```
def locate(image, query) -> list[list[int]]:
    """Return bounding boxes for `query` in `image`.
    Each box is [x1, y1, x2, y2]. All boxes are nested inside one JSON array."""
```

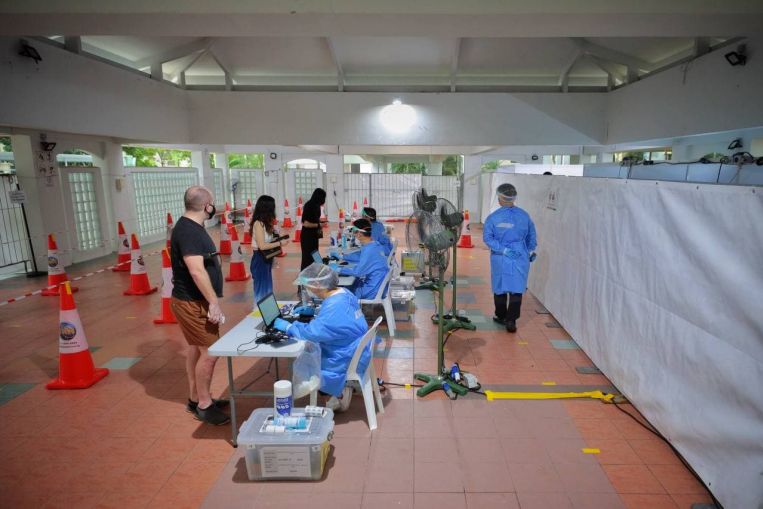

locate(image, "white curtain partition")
[[482, 173, 763, 509]]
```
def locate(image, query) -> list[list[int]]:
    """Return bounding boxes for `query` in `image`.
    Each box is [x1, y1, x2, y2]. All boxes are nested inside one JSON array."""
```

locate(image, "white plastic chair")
[[346, 316, 385, 430], [386, 238, 398, 267], [359, 267, 396, 337]]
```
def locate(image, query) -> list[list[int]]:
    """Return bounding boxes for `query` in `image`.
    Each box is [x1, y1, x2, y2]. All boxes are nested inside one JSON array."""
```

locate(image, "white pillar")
[[324, 154, 343, 220], [102, 141, 134, 251], [264, 151, 283, 215]]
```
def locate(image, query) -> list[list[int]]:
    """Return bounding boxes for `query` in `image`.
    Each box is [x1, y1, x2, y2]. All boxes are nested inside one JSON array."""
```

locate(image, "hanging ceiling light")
[[380, 99, 417, 134]]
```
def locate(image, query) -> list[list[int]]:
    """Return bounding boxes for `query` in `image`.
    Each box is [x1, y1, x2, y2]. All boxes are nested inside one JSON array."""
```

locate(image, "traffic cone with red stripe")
[[124, 234, 158, 295], [41, 234, 78, 296], [47, 281, 109, 390], [320, 205, 328, 228], [112, 222, 131, 272], [282, 199, 293, 228], [225, 229, 250, 281], [153, 249, 177, 324], [457, 209, 474, 248], [243, 200, 253, 245], [351, 201, 359, 221], [166, 213, 174, 249], [224, 202, 233, 224], [363, 197, 368, 208], [294, 204, 302, 242], [336, 208, 345, 244], [219, 213, 232, 255]]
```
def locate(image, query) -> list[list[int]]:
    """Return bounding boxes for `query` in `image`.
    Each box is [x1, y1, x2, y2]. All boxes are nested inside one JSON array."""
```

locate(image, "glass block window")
[[212, 169, 225, 205], [294, 170, 318, 204], [67, 171, 102, 251], [235, 169, 260, 208], [132, 170, 197, 237]]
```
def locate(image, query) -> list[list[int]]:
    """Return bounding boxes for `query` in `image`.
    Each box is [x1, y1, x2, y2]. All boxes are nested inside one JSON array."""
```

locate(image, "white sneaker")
[[338, 385, 353, 412], [326, 396, 340, 411]]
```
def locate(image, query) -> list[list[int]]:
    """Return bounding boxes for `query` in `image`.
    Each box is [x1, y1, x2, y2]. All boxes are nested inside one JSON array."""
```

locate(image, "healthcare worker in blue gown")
[[335, 219, 389, 299], [363, 207, 394, 256], [273, 263, 370, 412], [483, 183, 537, 333]]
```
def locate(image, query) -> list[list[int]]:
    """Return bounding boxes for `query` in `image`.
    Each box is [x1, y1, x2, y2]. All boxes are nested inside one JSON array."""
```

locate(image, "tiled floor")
[[0, 222, 715, 508]]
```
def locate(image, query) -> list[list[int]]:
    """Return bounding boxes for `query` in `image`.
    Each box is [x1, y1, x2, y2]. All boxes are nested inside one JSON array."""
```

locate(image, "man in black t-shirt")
[[170, 186, 230, 426]]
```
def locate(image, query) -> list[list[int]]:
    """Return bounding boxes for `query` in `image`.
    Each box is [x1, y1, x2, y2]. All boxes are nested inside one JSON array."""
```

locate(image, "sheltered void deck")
[[1, 2, 763, 508]]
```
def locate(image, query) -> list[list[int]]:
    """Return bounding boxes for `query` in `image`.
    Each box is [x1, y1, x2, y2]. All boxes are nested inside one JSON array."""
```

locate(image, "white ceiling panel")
[[332, 37, 455, 74], [588, 37, 695, 63], [210, 37, 336, 75], [459, 38, 580, 75]]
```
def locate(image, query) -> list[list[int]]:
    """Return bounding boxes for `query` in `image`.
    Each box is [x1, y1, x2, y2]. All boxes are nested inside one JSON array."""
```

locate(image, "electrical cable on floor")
[[609, 399, 723, 509]]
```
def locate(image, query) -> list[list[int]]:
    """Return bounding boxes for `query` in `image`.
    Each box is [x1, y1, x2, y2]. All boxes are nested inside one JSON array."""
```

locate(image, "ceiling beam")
[[450, 38, 461, 92], [571, 37, 652, 73], [584, 54, 626, 85], [693, 37, 711, 57], [325, 37, 344, 92], [64, 36, 81, 54], [169, 48, 209, 85], [134, 37, 213, 68], [558, 49, 583, 92], [208, 49, 233, 90]]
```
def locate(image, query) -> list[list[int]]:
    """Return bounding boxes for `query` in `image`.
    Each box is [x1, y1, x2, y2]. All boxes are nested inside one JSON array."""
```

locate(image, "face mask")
[[205, 204, 216, 220]]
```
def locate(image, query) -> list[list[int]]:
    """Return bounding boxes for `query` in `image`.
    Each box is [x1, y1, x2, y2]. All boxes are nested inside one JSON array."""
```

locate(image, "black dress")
[[300, 200, 322, 270]]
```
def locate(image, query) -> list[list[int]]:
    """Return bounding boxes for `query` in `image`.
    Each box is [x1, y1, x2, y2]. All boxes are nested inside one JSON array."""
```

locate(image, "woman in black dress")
[[300, 188, 327, 270]]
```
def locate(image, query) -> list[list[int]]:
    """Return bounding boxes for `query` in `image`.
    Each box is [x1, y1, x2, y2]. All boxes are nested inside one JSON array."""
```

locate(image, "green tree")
[[122, 146, 192, 167], [0, 136, 11, 152], [391, 162, 426, 174], [442, 156, 459, 176], [228, 153, 264, 169]]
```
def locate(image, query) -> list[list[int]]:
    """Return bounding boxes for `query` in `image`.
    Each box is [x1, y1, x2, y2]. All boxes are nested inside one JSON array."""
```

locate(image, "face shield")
[[294, 262, 339, 291]]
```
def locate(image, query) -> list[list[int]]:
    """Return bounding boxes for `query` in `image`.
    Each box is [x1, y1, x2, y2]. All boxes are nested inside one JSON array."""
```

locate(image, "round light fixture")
[[380, 100, 417, 134]]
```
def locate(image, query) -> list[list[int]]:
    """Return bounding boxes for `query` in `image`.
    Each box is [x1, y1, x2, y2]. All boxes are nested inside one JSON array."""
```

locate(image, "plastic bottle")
[[274, 415, 308, 429], [274, 380, 292, 417]]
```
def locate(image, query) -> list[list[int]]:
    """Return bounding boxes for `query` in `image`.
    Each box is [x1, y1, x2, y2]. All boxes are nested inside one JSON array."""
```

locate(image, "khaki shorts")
[[171, 297, 220, 347]]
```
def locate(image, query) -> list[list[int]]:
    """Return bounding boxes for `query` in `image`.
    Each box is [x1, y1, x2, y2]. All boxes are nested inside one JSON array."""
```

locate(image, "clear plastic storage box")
[[237, 407, 335, 481]]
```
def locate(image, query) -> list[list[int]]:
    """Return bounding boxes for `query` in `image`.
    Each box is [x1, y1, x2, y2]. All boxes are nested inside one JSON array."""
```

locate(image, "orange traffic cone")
[[41, 234, 78, 296], [351, 201, 359, 221], [219, 213, 232, 255], [166, 212, 174, 249], [320, 205, 328, 228], [153, 249, 177, 324], [282, 199, 293, 228], [363, 197, 368, 208], [225, 229, 251, 281], [242, 205, 253, 245], [124, 234, 158, 296], [457, 209, 474, 248], [47, 282, 109, 390], [112, 222, 131, 272], [294, 204, 302, 242]]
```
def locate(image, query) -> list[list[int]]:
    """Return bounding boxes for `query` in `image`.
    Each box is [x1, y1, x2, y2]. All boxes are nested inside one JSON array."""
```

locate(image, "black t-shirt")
[[170, 216, 223, 301], [302, 200, 321, 226]]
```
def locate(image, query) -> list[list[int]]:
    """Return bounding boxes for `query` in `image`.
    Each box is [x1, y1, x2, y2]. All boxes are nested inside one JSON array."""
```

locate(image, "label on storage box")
[[259, 446, 311, 478]]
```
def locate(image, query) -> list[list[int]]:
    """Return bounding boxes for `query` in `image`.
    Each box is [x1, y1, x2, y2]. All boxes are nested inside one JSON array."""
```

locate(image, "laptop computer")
[[255, 293, 313, 332]]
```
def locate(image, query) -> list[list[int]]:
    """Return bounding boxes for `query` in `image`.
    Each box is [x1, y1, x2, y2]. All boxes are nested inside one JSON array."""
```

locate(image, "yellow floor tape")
[[484, 390, 616, 402]]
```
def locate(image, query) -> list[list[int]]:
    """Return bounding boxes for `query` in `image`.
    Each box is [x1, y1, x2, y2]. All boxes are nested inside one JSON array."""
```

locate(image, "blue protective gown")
[[483, 205, 537, 295], [370, 221, 393, 256], [339, 240, 389, 299], [286, 288, 371, 396]]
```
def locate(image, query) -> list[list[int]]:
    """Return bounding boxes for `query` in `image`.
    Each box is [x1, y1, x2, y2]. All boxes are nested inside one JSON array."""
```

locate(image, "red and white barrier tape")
[[0, 248, 162, 308]]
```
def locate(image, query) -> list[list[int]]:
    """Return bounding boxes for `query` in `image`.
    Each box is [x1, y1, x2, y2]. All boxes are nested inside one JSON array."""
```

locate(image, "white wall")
[[606, 37, 763, 144], [187, 91, 606, 146], [0, 37, 189, 143]]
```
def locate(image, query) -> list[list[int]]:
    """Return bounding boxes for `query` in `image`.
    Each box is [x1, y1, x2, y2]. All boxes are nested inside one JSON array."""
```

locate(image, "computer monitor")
[[256, 293, 281, 329], [311, 250, 324, 265]]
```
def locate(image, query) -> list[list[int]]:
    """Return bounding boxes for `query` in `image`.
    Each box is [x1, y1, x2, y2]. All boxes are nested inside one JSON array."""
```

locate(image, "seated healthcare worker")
[[334, 219, 389, 300], [362, 207, 393, 256], [274, 263, 370, 412]]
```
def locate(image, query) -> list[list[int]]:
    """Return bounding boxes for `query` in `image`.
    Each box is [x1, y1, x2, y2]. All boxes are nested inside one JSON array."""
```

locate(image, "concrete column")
[[10, 134, 48, 268], [264, 152, 283, 217], [102, 141, 133, 251], [324, 154, 343, 220], [191, 149, 214, 192]]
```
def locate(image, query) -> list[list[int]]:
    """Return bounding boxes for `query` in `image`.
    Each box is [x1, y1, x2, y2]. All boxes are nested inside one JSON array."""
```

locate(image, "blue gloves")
[[502, 248, 521, 259], [329, 248, 340, 259], [273, 318, 291, 333], [293, 305, 315, 317]]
